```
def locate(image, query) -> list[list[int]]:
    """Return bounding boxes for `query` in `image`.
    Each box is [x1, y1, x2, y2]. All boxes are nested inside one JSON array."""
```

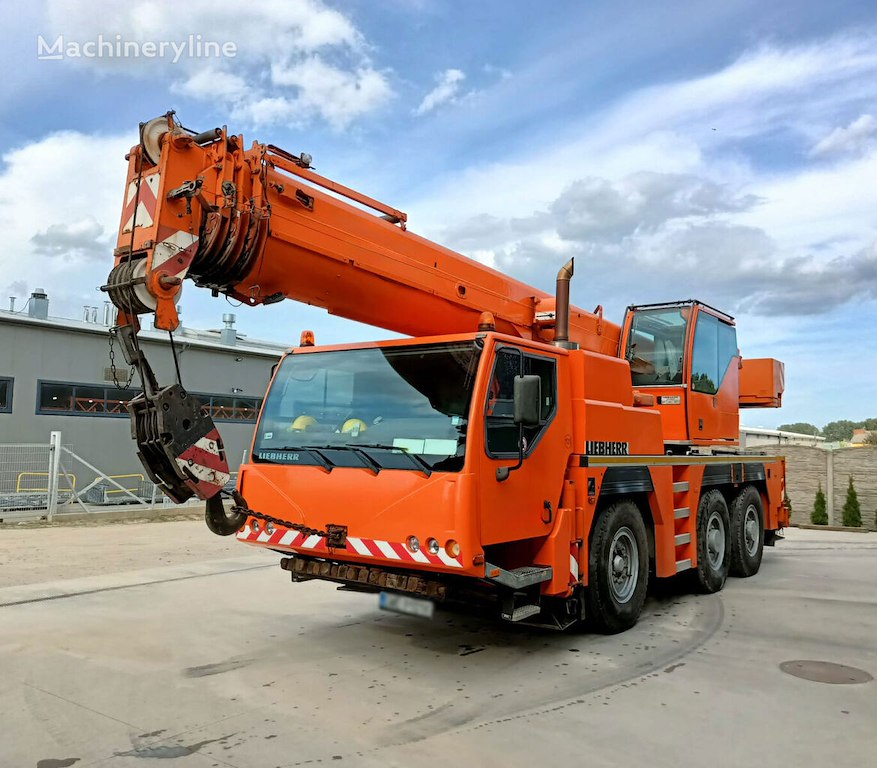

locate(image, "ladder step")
[[503, 604, 541, 622], [675, 533, 691, 546], [674, 506, 690, 520], [673, 481, 689, 493], [676, 558, 692, 573]]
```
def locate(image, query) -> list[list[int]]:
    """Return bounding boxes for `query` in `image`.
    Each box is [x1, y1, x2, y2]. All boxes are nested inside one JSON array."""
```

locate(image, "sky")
[[0, 0, 875, 429]]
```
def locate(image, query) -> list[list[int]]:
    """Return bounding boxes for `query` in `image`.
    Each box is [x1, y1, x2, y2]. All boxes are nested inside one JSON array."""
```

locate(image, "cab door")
[[477, 342, 569, 545], [686, 307, 740, 443]]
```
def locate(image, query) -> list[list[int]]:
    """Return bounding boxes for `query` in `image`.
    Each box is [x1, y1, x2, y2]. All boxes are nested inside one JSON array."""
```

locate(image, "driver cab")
[[621, 301, 741, 447]]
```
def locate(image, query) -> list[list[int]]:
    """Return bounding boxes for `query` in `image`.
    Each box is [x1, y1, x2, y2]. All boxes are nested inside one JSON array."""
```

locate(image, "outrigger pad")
[[127, 383, 230, 503]]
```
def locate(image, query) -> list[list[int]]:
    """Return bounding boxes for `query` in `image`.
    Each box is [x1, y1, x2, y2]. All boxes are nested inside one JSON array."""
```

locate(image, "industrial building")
[[0, 291, 286, 487]]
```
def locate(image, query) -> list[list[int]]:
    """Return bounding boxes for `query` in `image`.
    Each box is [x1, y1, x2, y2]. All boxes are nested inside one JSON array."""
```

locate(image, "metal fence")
[[0, 431, 234, 522]]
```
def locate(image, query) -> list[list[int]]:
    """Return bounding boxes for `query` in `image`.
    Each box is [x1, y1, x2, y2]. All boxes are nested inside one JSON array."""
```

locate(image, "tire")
[[729, 486, 764, 577], [692, 490, 730, 594], [586, 499, 649, 634]]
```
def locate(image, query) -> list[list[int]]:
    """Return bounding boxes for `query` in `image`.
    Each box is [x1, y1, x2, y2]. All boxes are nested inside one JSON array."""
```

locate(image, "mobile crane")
[[104, 112, 788, 631]]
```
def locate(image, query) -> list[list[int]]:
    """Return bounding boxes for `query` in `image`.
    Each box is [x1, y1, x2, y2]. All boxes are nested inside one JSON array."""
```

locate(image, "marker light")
[[406, 535, 421, 553], [445, 539, 461, 558], [426, 538, 440, 555]]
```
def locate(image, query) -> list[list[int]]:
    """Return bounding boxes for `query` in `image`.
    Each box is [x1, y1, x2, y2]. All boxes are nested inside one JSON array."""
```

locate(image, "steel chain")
[[108, 329, 135, 389], [234, 504, 332, 540]]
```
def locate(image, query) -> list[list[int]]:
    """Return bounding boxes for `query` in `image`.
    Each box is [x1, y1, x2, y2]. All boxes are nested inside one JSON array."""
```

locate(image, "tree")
[[778, 422, 821, 436], [811, 483, 828, 525], [822, 420, 857, 442], [841, 475, 862, 527]]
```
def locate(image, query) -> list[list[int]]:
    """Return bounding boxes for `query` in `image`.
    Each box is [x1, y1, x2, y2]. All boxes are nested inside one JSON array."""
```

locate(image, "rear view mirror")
[[514, 374, 541, 427]]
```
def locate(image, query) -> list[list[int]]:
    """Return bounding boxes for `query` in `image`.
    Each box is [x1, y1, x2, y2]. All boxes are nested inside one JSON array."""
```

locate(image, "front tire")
[[729, 486, 764, 577], [586, 499, 649, 634], [692, 490, 730, 593]]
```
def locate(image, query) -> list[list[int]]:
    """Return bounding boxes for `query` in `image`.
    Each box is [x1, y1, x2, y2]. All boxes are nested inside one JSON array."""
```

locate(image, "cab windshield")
[[253, 342, 481, 472], [625, 307, 690, 387]]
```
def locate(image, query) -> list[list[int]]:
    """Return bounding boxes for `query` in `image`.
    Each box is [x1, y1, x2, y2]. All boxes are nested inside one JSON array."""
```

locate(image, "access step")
[[675, 533, 691, 546], [503, 604, 542, 622], [676, 558, 692, 572], [674, 506, 690, 519], [673, 481, 690, 493], [484, 563, 553, 589]]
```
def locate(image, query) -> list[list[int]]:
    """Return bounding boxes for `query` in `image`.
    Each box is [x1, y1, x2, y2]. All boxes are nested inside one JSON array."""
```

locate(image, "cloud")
[[43, 0, 392, 130], [809, 114, 876, 158], [0, 130, 133, 313], [550, 172, 760, 242], [414, 69, 467, 115], [31, 217, 105, 259]]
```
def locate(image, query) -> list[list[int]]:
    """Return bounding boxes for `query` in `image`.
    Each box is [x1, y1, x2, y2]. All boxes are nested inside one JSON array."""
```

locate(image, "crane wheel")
[[691, 490, 731, 593], [204, 495, 248, 536], [585, 499, 649, 634], [729, 486, 764, 577]]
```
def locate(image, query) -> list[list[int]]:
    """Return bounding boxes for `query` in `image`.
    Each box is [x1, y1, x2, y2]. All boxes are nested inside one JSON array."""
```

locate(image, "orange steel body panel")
[[740, 358, 785, 408]]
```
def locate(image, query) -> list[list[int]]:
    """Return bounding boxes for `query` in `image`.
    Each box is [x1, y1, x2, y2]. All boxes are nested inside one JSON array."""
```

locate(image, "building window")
[[36, 381, 261, 422], [0, 377, 12, 413], [200, 394, 263, 422]]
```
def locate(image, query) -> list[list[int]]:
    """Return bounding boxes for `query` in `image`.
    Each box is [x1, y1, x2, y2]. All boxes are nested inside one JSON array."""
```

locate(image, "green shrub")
[[841, 475, 862, 527], [811, 483, 828, 525]]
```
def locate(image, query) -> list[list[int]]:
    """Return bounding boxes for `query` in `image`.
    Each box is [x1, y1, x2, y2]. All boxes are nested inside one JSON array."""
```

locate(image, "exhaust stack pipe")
[[553, 258, 576, 349]]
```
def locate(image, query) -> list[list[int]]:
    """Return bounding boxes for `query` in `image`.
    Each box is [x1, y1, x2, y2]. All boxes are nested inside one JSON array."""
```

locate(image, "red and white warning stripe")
[[176, 429, 230, 498], [569, 543, 580, 585], [121, 172, 161, 232], [237, 524, 464, 569]]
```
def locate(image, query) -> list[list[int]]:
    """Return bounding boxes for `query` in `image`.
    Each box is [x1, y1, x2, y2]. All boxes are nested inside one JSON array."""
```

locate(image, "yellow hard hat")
[[341, 418, 368, 435], [289, 415, 317, 431]]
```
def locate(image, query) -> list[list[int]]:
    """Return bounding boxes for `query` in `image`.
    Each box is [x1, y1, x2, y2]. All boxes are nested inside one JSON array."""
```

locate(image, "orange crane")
[[105, 113, 789, 631]]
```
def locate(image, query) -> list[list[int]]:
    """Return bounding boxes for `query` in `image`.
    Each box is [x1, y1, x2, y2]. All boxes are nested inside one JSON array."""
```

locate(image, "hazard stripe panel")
[[236, 523, 464, 569]]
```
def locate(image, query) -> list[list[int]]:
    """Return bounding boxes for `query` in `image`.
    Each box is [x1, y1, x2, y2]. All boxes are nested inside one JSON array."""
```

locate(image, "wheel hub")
[[706, 512, 726, 569], [744, 505, 760, 556], [607, 526, 639, 604]]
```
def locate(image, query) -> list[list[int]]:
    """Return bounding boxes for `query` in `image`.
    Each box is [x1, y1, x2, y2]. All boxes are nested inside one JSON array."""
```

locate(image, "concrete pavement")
[[0, 522, 874, 767]]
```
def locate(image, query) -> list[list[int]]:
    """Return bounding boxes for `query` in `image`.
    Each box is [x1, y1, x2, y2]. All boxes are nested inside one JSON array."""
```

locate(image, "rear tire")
[[586, 499, 649, 634], [692, 490, 730, 594], [729, 486, 764, 577]]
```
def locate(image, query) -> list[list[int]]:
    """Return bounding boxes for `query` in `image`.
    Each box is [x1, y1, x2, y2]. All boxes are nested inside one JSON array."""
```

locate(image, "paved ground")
[[0, 522, 874, 768]]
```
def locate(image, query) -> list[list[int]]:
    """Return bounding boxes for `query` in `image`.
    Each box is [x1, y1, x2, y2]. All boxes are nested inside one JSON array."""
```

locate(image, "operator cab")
[[621, 301, 740, 448]]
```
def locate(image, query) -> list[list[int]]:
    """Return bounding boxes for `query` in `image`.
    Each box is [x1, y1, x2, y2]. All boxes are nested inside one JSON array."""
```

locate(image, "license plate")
[[379, 591, 435, 619]]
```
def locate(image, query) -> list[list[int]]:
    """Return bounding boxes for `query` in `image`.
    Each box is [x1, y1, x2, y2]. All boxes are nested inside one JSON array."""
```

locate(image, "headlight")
[[426, 538, 440, 555], [406, 535, 420, 553]]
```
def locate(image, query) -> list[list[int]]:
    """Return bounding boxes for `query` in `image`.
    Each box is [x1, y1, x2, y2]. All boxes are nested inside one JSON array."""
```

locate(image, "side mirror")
[[497, 374, 542, 482], [514, 374, 542, 427]]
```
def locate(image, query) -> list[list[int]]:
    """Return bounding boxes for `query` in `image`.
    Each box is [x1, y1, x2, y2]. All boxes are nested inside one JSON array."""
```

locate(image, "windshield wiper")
[[281, 446, 335, 472], [300, 444, 380, 474], [351, 443, 433, 477]]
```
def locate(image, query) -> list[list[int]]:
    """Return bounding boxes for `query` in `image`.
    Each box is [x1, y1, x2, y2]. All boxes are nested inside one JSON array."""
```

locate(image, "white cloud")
[[809, 114, 876, 158], [414, 69, 467, 116], [43, 0, 392, 130], [0, 130, 133, 314]]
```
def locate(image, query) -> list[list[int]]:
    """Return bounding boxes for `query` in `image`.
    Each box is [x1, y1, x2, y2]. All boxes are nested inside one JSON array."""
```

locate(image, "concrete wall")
[[0, 319, 280, 479], [783, 445, 877, 528]]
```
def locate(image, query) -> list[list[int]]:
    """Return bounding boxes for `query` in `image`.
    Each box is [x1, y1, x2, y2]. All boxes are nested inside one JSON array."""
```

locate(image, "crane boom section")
[[109, 117, 619, 354]]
